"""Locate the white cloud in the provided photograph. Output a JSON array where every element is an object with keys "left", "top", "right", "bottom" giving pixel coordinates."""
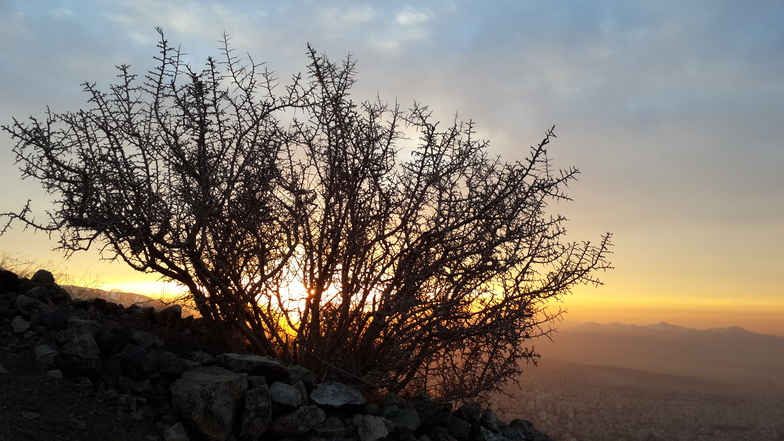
[{"left": 396, "top": 7, "right": 431, "bottom": 26}]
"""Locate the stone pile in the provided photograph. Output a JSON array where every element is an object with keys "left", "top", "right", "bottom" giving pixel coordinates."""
[{"left": 0, "top": 268, "right": 552, "bottom": 441}]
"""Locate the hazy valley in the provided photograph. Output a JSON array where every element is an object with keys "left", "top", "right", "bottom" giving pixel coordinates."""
[{"left": 493, "top": 322, "right": 784, "bottom": 441}]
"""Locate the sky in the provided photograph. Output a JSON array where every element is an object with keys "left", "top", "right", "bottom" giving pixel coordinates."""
[{"left": 1, "top": 1, "right": 782, "bottom": 335}]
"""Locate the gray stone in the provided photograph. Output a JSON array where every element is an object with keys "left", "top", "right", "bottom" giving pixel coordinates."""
[
  {"left": 164, "top": 422, "right": 191, "bottom": 441},
  {"left": 56, "top": 331, "right": 103, "bottom": 379},
  {"left": 382, "top": 392, "right": 407, "bottom": 409},
  {"left": 507, "top": 419, "right": 550, "bottom": 441},
  {"left": 191, "top": 351, "right": 216, "bottom": 365},
  {"left": 314, "top": 416, "right": 347, "bottom": 438},
  {"left": 25, "top": 284, "right": 71, "bottom": 305},
  {"left": 34, "top": 342, "right": 59, "bottom": 370},
  {"left": 154, "top": 304, "right": 182, "bottom": 327},
  {"left": 216, "top": 353, "right": 286, "bottom": 379},
  {"left": 429, "top": 426, "right": 459, "bottom": 441},
  {"left": 120, "top": 341, "right": 161, "bottom": 379},
  {"left": 481, "top": 409, "right": 500, "bottom": 433},
  {"left": 40, "top": 307, "right": 75, "bottom": 330},
  {"left": 454, "top": 402, "right": 482, "bottom": 428},
  {"left": 65, "top": 317, "right": 100, "bottom": 336},
  {"left": 410, "top": 392, "right": 452, "bottom": 427},
  {"left": 118, "top": 376, "right": 151, "bottom": 395},
  {"left": 130, "top": 330, "right": 164, "bottom": 346},
  {"left": 269, "top": 381, "right": 302, "bottom": 407},
  {"left": 352, "top": 414, "right": 394, "bottom": 441},
  {"left": 476, "top": 426, "right": 511, "bottom": 441},
  {"left": 96, "top": 322, "right": 132, "bottom": 355},
  {"left": 240, "top": 384, "right": 272, "bottom": 441},
  {"left": 384, "top": 404, "right": 421, "bottom": 431},
  {"left": 292, "top": 380, "right": 309, "bottom": 405},
  {"left": 30, "top": 269, "right": 56, "bottom": 285},
  {"left": 13, "top": 294, "right": 48, "bottom": 318},
  {"left": 310, "top": 381, "right": 366, "bottom": 407},
  {"left": 270, "top": 405, "right": 325, "bottom": 436},
  {"left": 501, "top": 426, "right": 526, "bottom": 441},
  {"left": 46, "top": 369, "right": 63, "bottom": 379},
  {"left": 443, "top": 415, "right": 472, "bottom": 441},
  {"left": 170, "top": 366, "right": 248, "bottom": 441},
  {"left": 12, "top": 316, "right": 29, "bottom": 334},
  {"left": 285, "top": 364, "right": 316, "bottom": 389},
  {"left": 0, "top": 363, "right": 8, "bottom": 374},
  {"left": 102, "top": 389, "right": 121, "bottom": 402},
  {"left": 160, "top": 351, "right": 198, "bottom": 374}
]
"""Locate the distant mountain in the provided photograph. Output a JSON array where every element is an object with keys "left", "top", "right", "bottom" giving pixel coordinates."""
[
  {"left": 62, "top": 285, "right": 198, "bottom": 317},
  {"left": 568, "top": 321, "right": 765, "bottom": 337},
  {"left": 536, "top": 321, "right": 784, "bottom": 388}
]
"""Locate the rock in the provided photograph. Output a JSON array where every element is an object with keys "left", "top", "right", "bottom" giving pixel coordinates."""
[
  {"left": 120, "top": 341, "right": 161, "bottom": 379},
  {"left": 240, "top": 384, "right": 272, "bottom": 441},
  {"left": 14, "top": 294, "right": 48, "bottom": 318},
  {"left": 164, "top": 422, "right": 191, "bottom": 441},
  {"left": 0, "top": 296, "right": 11, "bottom": 319},
  {"left": 160, "top": 351, "right": 198, "bottom": 374},
  {"left": 191, "top": 351, "right": 217, "bottom": 365},
  {"left": 352, "top": 414, "right": 394, "bottom": 441},
  {"left": 472, "top": 426, "right": 511, "bottom": 441},
  {"left": 170, "top": 366, "right": 248, "bottom": 441},
  {"left": 292, "top": 380, "right": 309, "bottom": 405},
  {"left": 12, "top": 316, "right": 29, "bottom": 334},
  {"left": 154, "top": 304, "right": 182, "bottom": 327},
  {"left": 30, "top": 269, "right": 56, "bottom": 285},
  {"left": 455, "top": 402, "right": 482, "bottom": 428},
  {"left": 130, "top": 330, "right": 164, "bottom": 346},
  {"left": 34, "top": 342, "right": 59, "bottom": 370},
  {"left": 310, "top": 381, "right": 366, "bottom": 407},
  {"left": 102, "top": 389, "right": 121, "bottom": 402},
  {"left": 507, "top": 419, "right": 551, "bottom": 441},
  {"left": 382, "top": 391, "right": 407, "bottom": 409},
  {"left": 443, "top": 415, "right": 472, "bottom": 441},
  {"left": 314, "top": 416, "right": 347, "bottom": 438},
  {"left": 0, "top": 363, "right": 7, "bottom": 374},
  {"left": 95, "top": 322, "right": 132, "bottom": 355},
  {"left": 285, "top": 364, "right": 316, "bottom": 389},
  {"left": 481, "top": 409, "right": 501, "bottom": 433},
  {"left": 383, "top": 404, "right": 421, "bottom": 431},
  {"left": 118, "top": 376, "right": 151, "bottom": 395},
  {"left": 40, "top": 307, "right": 75, "bottom": 330},
  {"left": 410, "top": 392, "right": 452, "bottom": 427},
  {"left": 25, "top": 284, "right": 71, "bottom": 305},
  {"left": 65, "top": 316, "right": 100, "bottom": 335},
  {"left": 56, "top": 331, "right": 103, "bottom": 379},
  {"left": 268, "top": 381, "right": 302, "bottom": 407},
  {"left": 216, "top": 353, "right": 286, "bottom": 379},
  {"left": 270, "top": 405, "right": 326, "bottom": 436},
  {"left": 429, "top": 426, "right": 459, "bottom": 441},
  {"left": 46, "top": 369, "right": 64, "bottom": 379},
  {"left": 500, "top": 426, "right": 525, "bottom": 441},
  {"left": 0, "top": 269, "right": 22, "bottom": 293}
]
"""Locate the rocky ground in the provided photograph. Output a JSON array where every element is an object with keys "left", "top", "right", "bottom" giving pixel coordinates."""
[
  {"left": 0, "top": 270, "right": 232, "bottom": 441},
  {"left": 0, "top": 268, "right": 551, "bottom": 441}
]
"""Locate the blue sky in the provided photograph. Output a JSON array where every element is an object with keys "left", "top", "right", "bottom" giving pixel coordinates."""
[{"left": 1, "top": 1, "right": 783, "bottom": 333}]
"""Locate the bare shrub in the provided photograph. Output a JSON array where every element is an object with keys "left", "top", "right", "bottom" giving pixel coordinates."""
[{"left": 2, "top": 29, "right": 611, "bottom": 400}]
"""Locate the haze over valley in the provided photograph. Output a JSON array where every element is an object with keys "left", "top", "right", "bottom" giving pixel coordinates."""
[{"left": 494, "top": 322, "right": 784, "bottom": 440}]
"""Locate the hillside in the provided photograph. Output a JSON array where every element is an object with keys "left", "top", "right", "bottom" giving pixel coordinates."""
[{"left": 537, "top": 321, "right": 784, "bottom": 387}]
